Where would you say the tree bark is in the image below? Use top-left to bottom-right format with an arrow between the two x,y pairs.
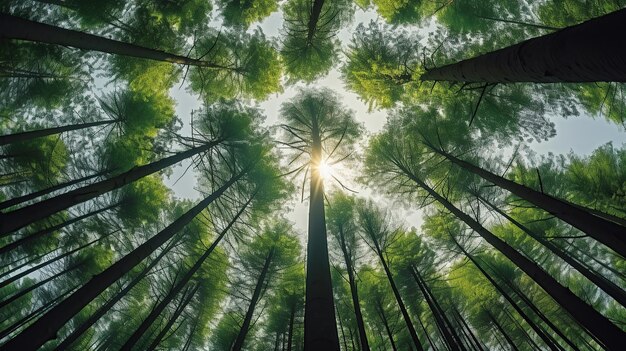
338,227 -> 370,351
0,169 -> 109,211
421,9 -> 626,82
121,190 -> 256,351
429,148 -> 626,257
403,171 -> 625,350
0,14 -> 223,67
304,115 -> 340,351
0,139 -> 221,235
0,120 -> 116,146
232,247 -> 275,351
1,165 -> 248,350
373,240 -> 424,351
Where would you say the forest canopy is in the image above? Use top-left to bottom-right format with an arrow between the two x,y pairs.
0,1 -> 625,351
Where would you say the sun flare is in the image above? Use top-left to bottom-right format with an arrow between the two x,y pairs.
318,160 -> 333,180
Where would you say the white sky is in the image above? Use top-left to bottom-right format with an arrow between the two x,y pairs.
164,7 -> 626,237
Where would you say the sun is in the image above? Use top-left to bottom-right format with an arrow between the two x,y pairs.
318,160 -> 333,180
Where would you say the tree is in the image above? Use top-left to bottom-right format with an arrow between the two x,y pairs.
420,9 -> 626,82
279,88 -> 361,350
219,0 -> 279,28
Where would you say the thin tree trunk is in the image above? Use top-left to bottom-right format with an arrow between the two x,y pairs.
2,165 -> 248,350
0,120 -> 116,146
0,202 -> 120,256
0,169 -> 109,211
0,139 -> 222,235
0,14 -> 226,67
304,115 -> 340,350
415,315 -> 438,351
121,189 -> 256,351
410,266 -> 460,351
52,239 -> 176,351
376,300 -> 397,351
338,227 -> 370,351
307,0 -> 325,43
428,148 -> 626,257
337,307 -> 349,351
232,247 -> 275,351
503,308 -> 544,351
0,230 -> 117,289
474,14 -> 560,31
421,9 -> 626,82
566,242 -> 626,280
373,241 -> 424,351
452,307 -> 486,351
146,285 -> 198,351
287,304 -> 295,351
486,310 -> 519,351
477,194 -> 626,307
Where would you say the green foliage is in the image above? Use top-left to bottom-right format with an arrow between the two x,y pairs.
219,0 -> 279,28
117,175 -> 169,228
4,135 -> 69,187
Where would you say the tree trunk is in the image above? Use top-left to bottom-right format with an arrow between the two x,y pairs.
376,300 -> 397,351
486,310 -> 519,351
232,247 -> 275,351
409,266 -> 461,351
287,304 -> 295,351
304,115 -> 339,351
338,227 -> 370,351
52,239 -> 176,351
0,139 -> 221,235
0,169 -> 109,211
421,9 -> 626,82
0,120 -> 116,146
429,148 -> 626,257
0,14 -> 223,67
403,172 -> 625,349
372,239 -> 424,351
307,0 -> 325,44
477,194 -> 626,307
146,285 -> 198,351
0,202 -> 120,256
2,165 -> 248,350
336,307 -> 349,351
0,230 -> 117,289
452,307 -> 486,351
121,190 -> 256,351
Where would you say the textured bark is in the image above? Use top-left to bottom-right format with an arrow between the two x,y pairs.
421,9 -> 626,82
402,170 -> 625,350
0,169 -> 109,211
52,241 -> 173,351
2,167 -> 247,350
0,14 -> 221,67
478,194 -> 626,307
232,248 -> 275,351
0,140 -> 221,235
337,227 -> 370,351
0,202 -> 119,256
429,148 -> 626,257
0,120 -> 115,146
303,116 -> 340,351
121,191 -> 255,350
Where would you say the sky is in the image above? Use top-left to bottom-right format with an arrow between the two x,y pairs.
163,7 -> 626,237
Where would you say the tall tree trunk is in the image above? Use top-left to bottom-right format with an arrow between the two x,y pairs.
0,120 -> 116,146
0,169 -> 109,211
428,148 -> 626,257
2,165 -> 248,350
53,239 -> 174,351
0,139 -> 222,235
452,307 -> 486,351
287,304 -> 295,351
121,190 -> 256,350
146,285 -> 198,351
372,240 -> 424,351
375,300 -> 397,351
336,307 -> 349,351
0,230 -> 117,289
0,14 -> 225,67
409,266 -> 461,351
307,0 -> 325,44
477,194 -> 626,307
304,115 -> 339,351
0,202 -> 120,256
486,310 -> 519,351
232,247 -> 275,351
421,9 -> 626,82
338,227 -> 370,351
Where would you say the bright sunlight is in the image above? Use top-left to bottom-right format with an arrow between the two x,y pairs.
318,160 -> 333,180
